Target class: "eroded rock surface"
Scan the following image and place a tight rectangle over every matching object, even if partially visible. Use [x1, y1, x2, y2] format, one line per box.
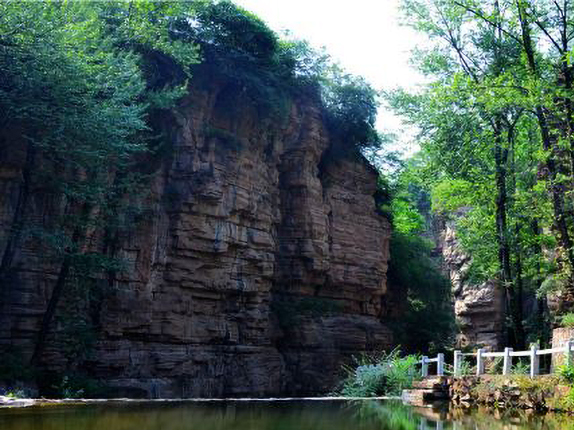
[439, 219, 505, 350]
[0, 79, 392, 397]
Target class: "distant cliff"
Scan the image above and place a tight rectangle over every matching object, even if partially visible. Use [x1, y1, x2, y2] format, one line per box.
[437, 217, 505, 350]
[0, 71, 393, 397]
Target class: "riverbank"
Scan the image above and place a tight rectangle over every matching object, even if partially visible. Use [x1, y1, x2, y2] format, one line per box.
[450, 375, 572, 411]
[402, 375, 574, 412]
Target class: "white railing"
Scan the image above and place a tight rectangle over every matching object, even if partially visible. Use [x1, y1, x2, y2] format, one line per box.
[418, 339, 574, 378]
[419, 353, 445, 377]
[452, 339, 574, 378]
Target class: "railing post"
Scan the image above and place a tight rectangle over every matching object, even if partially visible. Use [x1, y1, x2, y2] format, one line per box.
[453, 350, 462, 377]
[476, 348, 485, 376]
[503, 347, 513, 376]
[530, 344, 539, 378]
[566, 339, 574, 367]
[437, 353, 445, 376]
[421, 356, 429, 377]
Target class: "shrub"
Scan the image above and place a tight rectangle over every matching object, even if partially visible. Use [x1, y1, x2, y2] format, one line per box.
[322, 71, 381, 154]
[470, 375, 557, 409]
[511, 360, 530, 375]
[558, 364, 574, 385]
[338, 349, 420, 397]
[175, 1, 380, 153]
[486, 357, 503, 375]
[3, 389, 26, 399]
[445, 359, 475, 376]
[561, 313, 574, 328]
[559, 388, 574, 411]
[48, 373, 109, 399]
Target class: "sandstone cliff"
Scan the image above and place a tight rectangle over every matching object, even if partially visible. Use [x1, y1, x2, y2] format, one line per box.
[0, 78, 392, 397]
[438, 218, 505, 350]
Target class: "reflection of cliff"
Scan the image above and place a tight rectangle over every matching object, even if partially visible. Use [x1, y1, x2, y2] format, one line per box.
[438, 219, 505, 350]
[0, 77, 393, 397]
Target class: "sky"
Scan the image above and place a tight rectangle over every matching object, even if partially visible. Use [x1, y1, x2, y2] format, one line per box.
[233, 0, 426, 156]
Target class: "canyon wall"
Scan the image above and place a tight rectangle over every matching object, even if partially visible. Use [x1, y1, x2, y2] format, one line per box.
[438, 218, 505, 350]
[0, 78, 393, 397]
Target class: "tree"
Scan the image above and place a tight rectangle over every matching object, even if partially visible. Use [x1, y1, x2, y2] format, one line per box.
[393, 0, 534, 347]
[0, 0, 200, 365]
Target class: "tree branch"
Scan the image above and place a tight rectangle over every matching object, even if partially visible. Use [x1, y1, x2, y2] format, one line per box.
[453, 1, 522, 44]
[532, 19, 563, 53]
[435, 2, 479, 82]
[553, 0, 564, 18]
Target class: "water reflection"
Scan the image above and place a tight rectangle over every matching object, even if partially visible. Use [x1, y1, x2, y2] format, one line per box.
[0, 400, 574, 430]
[356, 400, 574, 430]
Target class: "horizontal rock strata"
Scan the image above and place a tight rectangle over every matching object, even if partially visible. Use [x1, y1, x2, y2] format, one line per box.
[0, 78, 392, 397]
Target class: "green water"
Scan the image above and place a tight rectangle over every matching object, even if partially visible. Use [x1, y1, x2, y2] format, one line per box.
[1, 400, 574, 430]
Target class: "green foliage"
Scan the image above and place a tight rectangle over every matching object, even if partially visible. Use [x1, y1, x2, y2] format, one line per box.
[486, 357, 504, 375]
[182, 0, 293, 117]
[2, 389, 26, 399]
[0, 0, 195, 262]
[0, 0, 205, 372]
[338, 349, 421, 397]
[379, 155, 455, 354]
[50, 373, 109, 399]
[511, 360, 530, 376]
[445, 359, 475, 376]
[388, 231, 455, 354]
[322, 70, 381, 154]
[391, 199, 425, 235]
[375, 176, 393, 219]
[388, 0, 574, 348]
[54, 376, 85, 399]
[471, 375, 558, 409]
[558, 364, 574, 385]
[561, 313, 574, 328]
[432, 179, 480, 214]
[174, 0, 380, 152]
[538, 276, 564, 298]
[558, 388, 574, 412]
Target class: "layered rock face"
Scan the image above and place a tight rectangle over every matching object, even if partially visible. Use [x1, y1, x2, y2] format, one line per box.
[0, 79, 392, 397]
[438, 219, 505, 350]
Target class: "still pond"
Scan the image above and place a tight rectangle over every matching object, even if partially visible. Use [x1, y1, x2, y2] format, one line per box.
[1, 399, 574, 430]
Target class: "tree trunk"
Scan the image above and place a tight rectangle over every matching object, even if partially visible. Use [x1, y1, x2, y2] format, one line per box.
[531, 218, 549, 345]
[494, 119, 524, 347]
[30, 203, 90, 366]
[29, 253, 73, 366]
[517, 1, 574, 275]
[0, 141, 36, 294]
[513, 222, 526, 349]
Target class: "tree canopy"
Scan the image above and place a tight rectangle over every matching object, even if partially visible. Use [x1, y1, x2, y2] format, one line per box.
[387, 0, 574, 349]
